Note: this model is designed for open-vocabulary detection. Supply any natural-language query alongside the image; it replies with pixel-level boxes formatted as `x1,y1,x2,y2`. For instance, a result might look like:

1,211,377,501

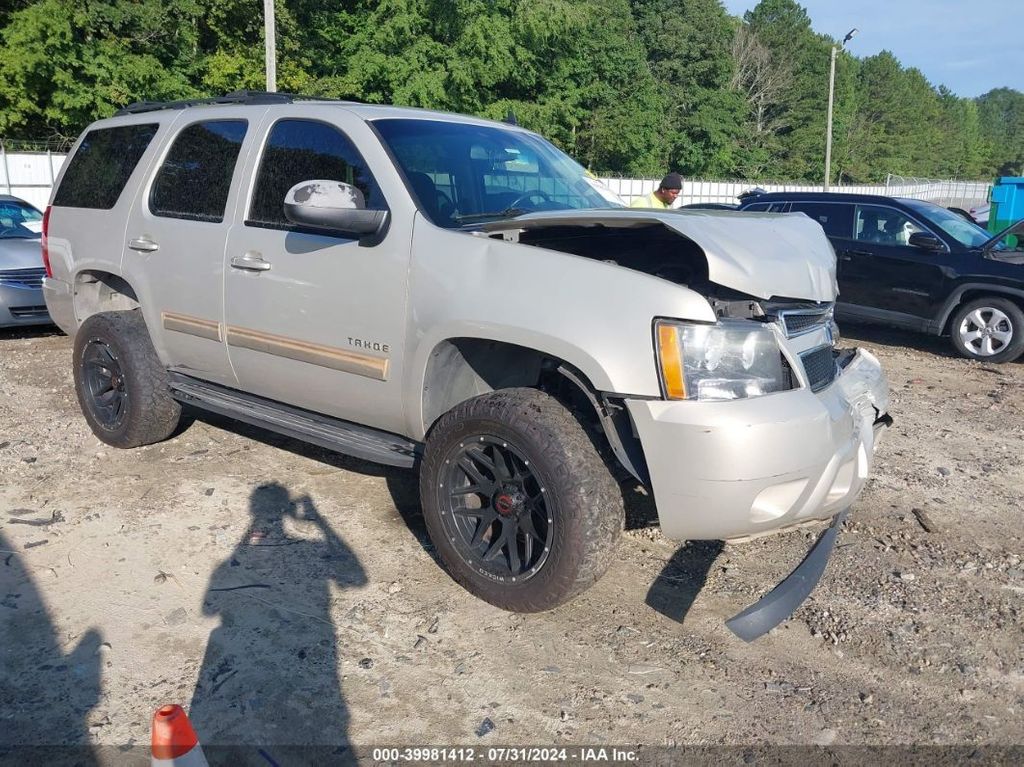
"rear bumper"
41,276,75,335
626,348,890,541
0,281,51,328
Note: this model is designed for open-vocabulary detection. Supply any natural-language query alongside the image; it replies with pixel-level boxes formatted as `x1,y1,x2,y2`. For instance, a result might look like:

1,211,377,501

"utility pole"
824,28,858,191
264,0,277,93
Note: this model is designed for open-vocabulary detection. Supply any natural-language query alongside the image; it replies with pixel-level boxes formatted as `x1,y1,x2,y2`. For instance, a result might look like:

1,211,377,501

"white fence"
0,147,990,213
0,149,65,209
599,175,992,211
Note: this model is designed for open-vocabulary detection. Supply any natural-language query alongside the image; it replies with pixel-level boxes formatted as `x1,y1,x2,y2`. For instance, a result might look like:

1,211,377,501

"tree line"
1,0,1021,182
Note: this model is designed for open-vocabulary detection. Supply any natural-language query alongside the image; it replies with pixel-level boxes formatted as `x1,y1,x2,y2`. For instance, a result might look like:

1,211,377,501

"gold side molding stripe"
162,311,222,342
226,325,389,381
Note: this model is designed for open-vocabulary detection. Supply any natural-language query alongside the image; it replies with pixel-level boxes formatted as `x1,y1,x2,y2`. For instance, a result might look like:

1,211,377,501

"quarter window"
855,205,923,247
248,120,384,230
788,202,855,239
53,124,158,210
150,120,247,223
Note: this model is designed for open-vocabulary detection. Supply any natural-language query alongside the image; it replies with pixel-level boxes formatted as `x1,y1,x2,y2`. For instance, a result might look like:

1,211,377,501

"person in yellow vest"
629,172,683,209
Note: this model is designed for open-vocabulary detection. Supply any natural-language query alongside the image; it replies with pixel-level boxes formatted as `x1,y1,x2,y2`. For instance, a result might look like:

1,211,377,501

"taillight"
41,205,52,278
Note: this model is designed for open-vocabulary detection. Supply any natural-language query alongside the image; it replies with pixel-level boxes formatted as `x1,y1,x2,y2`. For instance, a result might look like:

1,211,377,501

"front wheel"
419,388,624,612
949,297,1024,363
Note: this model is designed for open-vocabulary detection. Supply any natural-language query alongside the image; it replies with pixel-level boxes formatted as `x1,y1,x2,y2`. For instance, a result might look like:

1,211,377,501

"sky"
722,0,1023,98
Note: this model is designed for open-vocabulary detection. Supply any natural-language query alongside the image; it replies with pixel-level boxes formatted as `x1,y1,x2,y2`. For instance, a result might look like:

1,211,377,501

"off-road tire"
73,310,181,448
420,387,624,612
949,297,1024,363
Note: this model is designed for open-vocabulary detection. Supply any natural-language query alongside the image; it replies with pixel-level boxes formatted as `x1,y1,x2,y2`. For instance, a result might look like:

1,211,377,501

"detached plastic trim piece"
725,508,848,642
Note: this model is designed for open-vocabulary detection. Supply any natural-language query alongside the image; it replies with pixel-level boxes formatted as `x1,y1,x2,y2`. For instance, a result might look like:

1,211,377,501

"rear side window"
789,202,854,239
247,119,384,230
53,124,158,209
150,120,248,223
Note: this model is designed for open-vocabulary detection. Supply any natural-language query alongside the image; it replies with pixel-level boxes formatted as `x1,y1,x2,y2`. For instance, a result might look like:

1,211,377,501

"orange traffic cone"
151,704,209,767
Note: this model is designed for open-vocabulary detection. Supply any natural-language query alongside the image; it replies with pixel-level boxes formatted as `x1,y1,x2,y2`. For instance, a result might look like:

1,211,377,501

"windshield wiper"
452,207,530,223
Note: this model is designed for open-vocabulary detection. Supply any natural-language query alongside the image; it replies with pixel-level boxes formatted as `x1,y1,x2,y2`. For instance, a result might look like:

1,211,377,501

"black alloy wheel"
80,339,129,431
438,436,554,583
420,388,624,612
72,311,181,448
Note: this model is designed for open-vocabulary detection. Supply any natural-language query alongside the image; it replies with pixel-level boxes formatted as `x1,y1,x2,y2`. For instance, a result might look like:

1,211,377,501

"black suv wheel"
419,388,624,612
73,310,181,448
949,297,1024,363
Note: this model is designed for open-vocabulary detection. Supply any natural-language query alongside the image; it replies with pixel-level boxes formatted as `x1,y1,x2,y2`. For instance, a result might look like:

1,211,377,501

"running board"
167,372,420,468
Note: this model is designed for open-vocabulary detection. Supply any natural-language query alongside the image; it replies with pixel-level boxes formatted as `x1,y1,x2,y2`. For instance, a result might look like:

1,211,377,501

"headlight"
655,318,788,401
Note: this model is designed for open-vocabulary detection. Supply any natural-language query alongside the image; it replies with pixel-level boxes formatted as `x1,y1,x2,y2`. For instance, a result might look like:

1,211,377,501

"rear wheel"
73,310,181,448
420,388,624,612
949,297,1024,363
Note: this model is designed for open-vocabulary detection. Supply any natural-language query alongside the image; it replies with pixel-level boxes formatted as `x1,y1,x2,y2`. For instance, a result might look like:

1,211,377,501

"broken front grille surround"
774,304,834,339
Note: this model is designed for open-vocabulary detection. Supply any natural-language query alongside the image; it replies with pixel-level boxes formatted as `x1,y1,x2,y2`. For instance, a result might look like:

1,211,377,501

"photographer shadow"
189,483,366,764
0,530,102,765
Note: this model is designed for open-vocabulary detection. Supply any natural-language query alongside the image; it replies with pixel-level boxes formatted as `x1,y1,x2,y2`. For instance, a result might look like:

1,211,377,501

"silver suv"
42,91,890,639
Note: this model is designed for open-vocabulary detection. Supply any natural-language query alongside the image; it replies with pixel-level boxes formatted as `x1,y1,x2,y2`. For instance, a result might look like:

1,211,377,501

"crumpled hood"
0,237,44,270
482,208,838,301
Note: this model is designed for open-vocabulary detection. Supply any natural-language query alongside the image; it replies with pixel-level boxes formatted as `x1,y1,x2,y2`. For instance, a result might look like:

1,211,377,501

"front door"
223,111,412,435
122,110,259,386
835,204,948,321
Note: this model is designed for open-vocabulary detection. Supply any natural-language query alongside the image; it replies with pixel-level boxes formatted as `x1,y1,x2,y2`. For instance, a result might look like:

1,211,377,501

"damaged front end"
482,208,892,640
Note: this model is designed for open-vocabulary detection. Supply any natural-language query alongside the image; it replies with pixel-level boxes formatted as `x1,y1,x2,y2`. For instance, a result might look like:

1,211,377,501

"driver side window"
855,205,923,247
247,119,384,231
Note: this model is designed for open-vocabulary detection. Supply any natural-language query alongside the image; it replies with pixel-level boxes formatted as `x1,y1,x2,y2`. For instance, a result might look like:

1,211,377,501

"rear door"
222,108,413,435
121,109,261,386
786,200,863,302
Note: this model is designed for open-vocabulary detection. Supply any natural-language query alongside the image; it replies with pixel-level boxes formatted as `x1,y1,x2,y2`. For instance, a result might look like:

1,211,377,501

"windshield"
901,198,991,248
373,118,621,227
0,199,42,239
985,220,1024,252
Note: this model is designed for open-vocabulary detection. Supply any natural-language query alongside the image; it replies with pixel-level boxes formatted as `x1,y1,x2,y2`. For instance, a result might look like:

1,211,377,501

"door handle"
839,249,872,261
128,237,159,253
230,251,271,272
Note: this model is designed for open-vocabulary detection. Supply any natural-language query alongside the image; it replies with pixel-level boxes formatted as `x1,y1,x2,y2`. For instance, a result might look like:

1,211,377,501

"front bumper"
726,507,849,642
626,348,889,542
0,281,51,328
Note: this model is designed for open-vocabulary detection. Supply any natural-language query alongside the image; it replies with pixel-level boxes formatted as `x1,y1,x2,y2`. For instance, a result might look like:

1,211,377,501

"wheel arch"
416,336,649,484
936,284,1024,335
72,269,141,326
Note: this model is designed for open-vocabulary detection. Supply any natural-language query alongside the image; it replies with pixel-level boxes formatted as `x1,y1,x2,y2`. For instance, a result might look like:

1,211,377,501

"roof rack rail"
115,90,348,116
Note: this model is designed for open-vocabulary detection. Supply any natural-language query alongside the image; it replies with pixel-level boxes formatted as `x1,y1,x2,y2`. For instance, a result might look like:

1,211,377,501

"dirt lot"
1,322,1022,761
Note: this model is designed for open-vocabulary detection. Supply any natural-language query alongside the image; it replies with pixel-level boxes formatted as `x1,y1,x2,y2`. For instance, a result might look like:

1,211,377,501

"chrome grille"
776,305,833,338
800,345,838,392
0,267,45,290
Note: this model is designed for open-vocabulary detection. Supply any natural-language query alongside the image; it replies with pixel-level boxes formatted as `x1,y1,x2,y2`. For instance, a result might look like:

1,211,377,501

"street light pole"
824,28,857,191
264,0,277,93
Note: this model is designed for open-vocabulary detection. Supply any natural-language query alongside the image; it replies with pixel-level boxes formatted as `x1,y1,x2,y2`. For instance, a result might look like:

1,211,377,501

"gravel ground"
1,323,1022,761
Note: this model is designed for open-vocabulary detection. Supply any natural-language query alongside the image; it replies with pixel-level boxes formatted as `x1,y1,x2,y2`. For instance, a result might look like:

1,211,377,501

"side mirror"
908,232,944,251
283,180,388,236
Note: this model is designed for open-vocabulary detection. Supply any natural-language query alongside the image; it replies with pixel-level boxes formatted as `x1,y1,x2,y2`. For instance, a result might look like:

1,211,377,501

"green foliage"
0,0,1017,179
631,0,745,176
977,88,1024,177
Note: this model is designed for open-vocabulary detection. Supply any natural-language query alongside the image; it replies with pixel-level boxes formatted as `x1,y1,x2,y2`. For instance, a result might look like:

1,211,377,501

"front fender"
403,220,715,438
